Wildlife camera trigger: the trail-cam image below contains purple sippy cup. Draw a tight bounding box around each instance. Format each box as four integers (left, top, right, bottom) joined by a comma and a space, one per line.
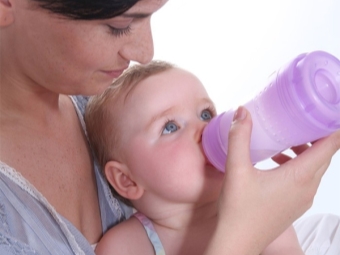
202, 51, 340, 172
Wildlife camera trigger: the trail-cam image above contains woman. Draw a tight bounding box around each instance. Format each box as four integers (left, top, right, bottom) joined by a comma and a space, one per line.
0, 0, 339, 254
0, 0, 166, 253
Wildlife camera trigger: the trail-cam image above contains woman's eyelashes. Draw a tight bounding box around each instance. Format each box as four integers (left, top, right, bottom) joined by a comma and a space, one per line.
108, 25, 132, 37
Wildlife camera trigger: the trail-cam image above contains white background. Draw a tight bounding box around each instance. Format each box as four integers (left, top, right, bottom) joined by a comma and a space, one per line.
151, 0, 340, 218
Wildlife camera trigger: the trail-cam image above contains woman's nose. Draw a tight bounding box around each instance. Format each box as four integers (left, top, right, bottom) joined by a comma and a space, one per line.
119, 20, 154, 64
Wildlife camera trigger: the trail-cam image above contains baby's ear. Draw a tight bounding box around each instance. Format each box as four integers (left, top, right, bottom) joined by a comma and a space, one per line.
105, 161, 144, 200
0, 0, 14, 27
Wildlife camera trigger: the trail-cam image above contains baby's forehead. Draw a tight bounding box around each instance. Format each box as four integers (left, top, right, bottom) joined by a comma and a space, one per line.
126, 71, 209, 109
117, 66, 209, 113
119, 68, 172, 102
133, 67, 204, 93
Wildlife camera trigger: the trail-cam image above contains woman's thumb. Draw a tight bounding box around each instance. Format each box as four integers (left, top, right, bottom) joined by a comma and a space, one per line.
225, 106, 253, 172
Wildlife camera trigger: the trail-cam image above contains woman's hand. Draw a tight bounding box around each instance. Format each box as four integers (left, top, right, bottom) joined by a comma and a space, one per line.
204, 106, 340, 255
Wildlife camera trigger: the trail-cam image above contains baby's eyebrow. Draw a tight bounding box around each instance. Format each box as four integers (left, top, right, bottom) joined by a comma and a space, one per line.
201, 98, 216, 110
147, 107, 175, 127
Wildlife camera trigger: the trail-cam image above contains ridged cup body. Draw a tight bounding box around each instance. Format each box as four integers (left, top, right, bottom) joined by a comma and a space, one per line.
202, 51, 340, 172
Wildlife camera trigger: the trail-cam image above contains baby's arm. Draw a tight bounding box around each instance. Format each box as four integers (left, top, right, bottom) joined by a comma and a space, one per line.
261, 225, 304, 255
95, 217, 154, 255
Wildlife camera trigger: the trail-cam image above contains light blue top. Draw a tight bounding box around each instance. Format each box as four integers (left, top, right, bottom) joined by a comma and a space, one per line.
0, 96, 133, 255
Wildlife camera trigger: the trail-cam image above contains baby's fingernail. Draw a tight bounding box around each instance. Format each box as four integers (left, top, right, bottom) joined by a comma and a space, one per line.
233, 106, 246, 123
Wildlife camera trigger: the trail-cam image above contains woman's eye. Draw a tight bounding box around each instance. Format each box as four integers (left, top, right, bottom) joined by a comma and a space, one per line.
162, 121, 178, 135
201, 109, 213, 121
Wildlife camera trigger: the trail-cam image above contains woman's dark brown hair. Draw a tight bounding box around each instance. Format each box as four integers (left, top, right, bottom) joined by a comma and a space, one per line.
31, 0, 139, 20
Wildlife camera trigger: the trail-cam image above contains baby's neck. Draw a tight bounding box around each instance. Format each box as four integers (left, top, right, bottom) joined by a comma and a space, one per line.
152, 203, 219, 255
140, 200, 218, 231
132, 201, 219, 254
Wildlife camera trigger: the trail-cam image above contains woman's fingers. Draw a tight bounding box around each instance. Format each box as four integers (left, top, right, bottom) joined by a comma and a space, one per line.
271, 153, 292, 165
291, 144, 310, 155
272, 144, 310, 164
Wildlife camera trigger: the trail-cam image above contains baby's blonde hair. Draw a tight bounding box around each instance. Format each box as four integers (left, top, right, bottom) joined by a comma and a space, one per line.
85, 60, 174, 204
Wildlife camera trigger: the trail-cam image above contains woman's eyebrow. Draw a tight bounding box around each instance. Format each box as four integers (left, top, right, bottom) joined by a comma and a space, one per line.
121, 13, 151, 19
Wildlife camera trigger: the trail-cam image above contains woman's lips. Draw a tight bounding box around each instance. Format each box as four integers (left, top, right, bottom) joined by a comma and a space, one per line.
102, 68, 127, 79
103, 66, 128, 79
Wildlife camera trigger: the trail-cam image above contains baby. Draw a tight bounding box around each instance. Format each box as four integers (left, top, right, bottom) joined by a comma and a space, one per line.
85, 60, 304, 255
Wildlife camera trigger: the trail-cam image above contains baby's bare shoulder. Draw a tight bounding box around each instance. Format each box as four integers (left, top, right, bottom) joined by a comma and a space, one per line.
95, 217, 154, 255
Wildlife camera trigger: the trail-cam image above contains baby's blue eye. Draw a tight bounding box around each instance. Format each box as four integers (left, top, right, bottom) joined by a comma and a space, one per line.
201, 109, 212, 121
162, 121, 178, 135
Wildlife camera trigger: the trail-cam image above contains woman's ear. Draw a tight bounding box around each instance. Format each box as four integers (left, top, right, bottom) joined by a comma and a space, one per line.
105, 161, 144, 201
0, 0, 14, 27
